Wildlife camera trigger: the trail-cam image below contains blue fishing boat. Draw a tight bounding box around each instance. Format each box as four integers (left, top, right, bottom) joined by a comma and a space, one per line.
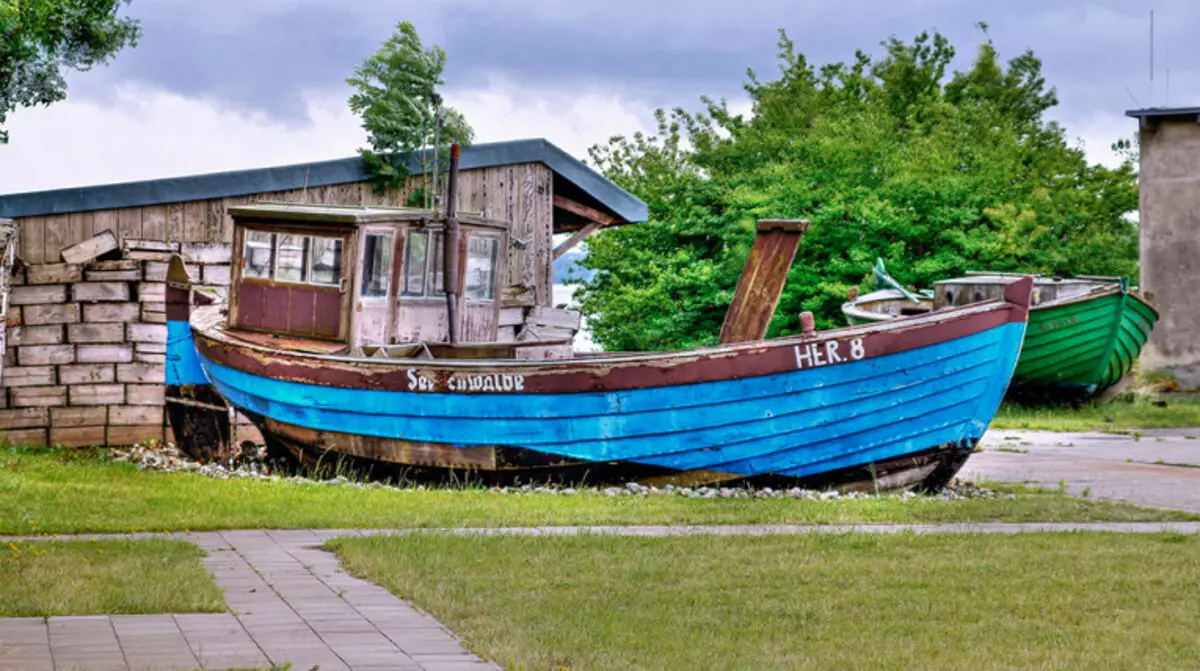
165, 147, 1033, 490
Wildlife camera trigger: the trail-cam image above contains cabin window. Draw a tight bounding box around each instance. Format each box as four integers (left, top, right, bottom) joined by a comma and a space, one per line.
243, 231, 274, 279
403, 230, 428, 296
242, 230, 344, 287
361, 233, 393, 297
274, 234, 308, 283
464, 235, 498, 301
428, 232, 445, 294
309, 236, 343, 286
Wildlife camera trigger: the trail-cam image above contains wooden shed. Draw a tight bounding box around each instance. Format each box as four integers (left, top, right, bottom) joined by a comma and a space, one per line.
0, 139, 647, 447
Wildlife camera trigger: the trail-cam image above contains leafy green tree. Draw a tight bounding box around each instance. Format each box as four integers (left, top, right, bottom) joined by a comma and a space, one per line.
0, 0, 140, 143
348, 21, 473, 196
578, 29, 1138, 351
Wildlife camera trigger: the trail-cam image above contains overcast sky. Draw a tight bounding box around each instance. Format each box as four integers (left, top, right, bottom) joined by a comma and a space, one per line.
1, 0, 1194, 195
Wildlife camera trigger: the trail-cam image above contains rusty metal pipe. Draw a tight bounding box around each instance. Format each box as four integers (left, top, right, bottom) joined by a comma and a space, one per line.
444, 143, 461, 344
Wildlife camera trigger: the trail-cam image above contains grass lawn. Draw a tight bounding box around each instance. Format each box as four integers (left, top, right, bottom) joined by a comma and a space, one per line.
0, 538, 224, 618
1, 447, 1196, 535
332, 532, 1200, 670
992, 396, 1200, 432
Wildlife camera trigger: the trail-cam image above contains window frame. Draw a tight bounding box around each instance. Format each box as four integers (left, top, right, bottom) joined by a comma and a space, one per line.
463, 233, 500, 302
359, 230, 395, 299
240, 228, 346, 289
401, 229, 430, 297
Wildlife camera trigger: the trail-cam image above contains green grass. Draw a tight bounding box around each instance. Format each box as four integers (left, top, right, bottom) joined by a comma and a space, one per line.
332, 532, 1200, 670
0, 447, 1195, 535
0, 538, 224, 617
993, 397, 1200, 432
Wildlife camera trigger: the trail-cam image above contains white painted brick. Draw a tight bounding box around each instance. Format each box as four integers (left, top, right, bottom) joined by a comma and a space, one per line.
24, 264, 82, 285
124, 239, 179, 253
83, 302, 140, 323
85, 268, 141, 282
68, 384, 125, 406
125, 384, 165, 406
125, 250, 174, 262
10, 285, 67, 305
58, 364, 116, 385
23, 304, 80, 325
139, 304, 166, 324
87, 260, 139, 271
138, 282, 166, 303
108, 405, 163, 426
180, 242, 232, 264
72, 282, 131, 303
8, 325, 64, 346
67, 323, 125, 343
3, 366, 56, 387
135, 343, 166, 354
50, 406, 107, 427
116, 363, 165, 384
9, 386, 67, 408
126, 323, 167, 343
76, 344, 134, 364
17, 345, 74, 366
0, 407, 49, 428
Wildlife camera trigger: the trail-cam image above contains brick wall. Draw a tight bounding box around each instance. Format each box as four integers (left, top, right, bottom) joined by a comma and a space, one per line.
0, 240, 258, 447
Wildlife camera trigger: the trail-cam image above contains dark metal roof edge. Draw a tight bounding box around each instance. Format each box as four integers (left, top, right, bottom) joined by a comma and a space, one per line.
1125, 106, 1200, 119
0, 138, 648, 223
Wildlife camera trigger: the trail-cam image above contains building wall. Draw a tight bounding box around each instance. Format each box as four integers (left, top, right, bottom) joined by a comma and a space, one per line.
1, 163, 554, 446
1139, 119, 1200, 388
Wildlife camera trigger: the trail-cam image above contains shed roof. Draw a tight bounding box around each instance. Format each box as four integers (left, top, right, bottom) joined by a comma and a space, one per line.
0, 138, 648, 225
1125, 106, 1200, 120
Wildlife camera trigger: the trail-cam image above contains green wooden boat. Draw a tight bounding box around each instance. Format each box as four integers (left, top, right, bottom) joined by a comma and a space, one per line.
842, 267, 1159, 398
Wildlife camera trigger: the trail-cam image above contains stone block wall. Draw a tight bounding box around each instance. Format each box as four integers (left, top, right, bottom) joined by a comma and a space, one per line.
0, 240, 259, 447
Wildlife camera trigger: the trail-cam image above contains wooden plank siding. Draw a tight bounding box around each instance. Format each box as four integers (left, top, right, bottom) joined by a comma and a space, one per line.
11, 163, 556, 305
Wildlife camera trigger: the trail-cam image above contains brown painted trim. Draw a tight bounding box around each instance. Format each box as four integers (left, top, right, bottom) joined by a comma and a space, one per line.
194, 296, 1028, 395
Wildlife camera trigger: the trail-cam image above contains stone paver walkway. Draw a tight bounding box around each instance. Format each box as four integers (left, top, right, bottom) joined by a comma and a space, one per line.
4, 520, 1200, 670
0, 530, 499, 671
971, 429, 1200, 512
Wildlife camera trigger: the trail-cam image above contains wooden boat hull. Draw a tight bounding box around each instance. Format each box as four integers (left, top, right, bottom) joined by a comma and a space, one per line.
168, 281, 1033, 489
1012, 286, 1158, 397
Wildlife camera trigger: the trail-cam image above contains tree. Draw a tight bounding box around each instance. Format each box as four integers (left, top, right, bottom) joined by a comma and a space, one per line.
347, 21, 473, 197
0, 0, 140, 143
577, 29, 1139, 352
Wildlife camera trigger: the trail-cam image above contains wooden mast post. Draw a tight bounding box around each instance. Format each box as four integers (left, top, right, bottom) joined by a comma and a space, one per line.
719, 219, 810, 344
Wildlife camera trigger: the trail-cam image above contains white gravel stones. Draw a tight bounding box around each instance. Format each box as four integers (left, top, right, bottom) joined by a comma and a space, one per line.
103, 441, 1007, 502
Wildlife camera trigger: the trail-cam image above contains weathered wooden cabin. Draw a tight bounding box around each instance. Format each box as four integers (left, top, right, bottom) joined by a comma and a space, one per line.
0, 139, 647, 447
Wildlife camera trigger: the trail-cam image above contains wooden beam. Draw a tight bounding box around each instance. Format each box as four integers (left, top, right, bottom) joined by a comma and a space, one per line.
719, 219, 810, 344
553, 195, 621, 227
553, 222, 600, 260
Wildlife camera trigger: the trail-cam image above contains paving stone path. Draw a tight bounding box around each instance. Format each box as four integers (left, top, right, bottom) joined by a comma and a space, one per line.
0, 530, 500, 671
3, 521, 1200, 670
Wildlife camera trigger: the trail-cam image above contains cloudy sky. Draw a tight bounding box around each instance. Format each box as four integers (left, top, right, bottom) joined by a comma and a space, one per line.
1, 0, 1194, 195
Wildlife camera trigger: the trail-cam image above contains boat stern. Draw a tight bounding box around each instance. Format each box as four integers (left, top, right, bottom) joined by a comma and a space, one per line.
164, 255, 232, 462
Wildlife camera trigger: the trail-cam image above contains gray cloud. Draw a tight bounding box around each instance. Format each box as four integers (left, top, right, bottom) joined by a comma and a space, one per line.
66, 0, 1200, 135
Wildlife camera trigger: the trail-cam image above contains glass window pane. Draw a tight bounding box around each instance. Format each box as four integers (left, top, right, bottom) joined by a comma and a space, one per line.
464, 236, 498, 301
404, 231, 428, 296
243, 231, 274, 279
309, 237, 343, 286
428, 232, 445, 294
275, 234, 308, 283
361, 233, 393, 297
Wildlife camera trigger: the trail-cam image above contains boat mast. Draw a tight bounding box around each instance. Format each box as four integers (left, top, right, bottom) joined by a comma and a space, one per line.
444, 143, 461, 344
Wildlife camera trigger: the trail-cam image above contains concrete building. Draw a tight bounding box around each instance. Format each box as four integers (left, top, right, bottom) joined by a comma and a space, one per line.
1126, 107, 1200, 389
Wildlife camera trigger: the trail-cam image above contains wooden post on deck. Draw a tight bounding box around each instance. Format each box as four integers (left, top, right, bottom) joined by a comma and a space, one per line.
719, 219, 810, 344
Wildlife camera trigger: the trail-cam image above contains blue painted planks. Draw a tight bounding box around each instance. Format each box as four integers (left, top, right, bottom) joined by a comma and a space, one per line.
194, 321, 1026, 478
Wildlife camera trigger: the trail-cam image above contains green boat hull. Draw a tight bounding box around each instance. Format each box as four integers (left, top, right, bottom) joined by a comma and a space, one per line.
1013, 287, 1158, 396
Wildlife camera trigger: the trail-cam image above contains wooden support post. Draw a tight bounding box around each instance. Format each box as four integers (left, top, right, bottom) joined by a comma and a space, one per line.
719, 219, 810, 344
552, 222, 600, 260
